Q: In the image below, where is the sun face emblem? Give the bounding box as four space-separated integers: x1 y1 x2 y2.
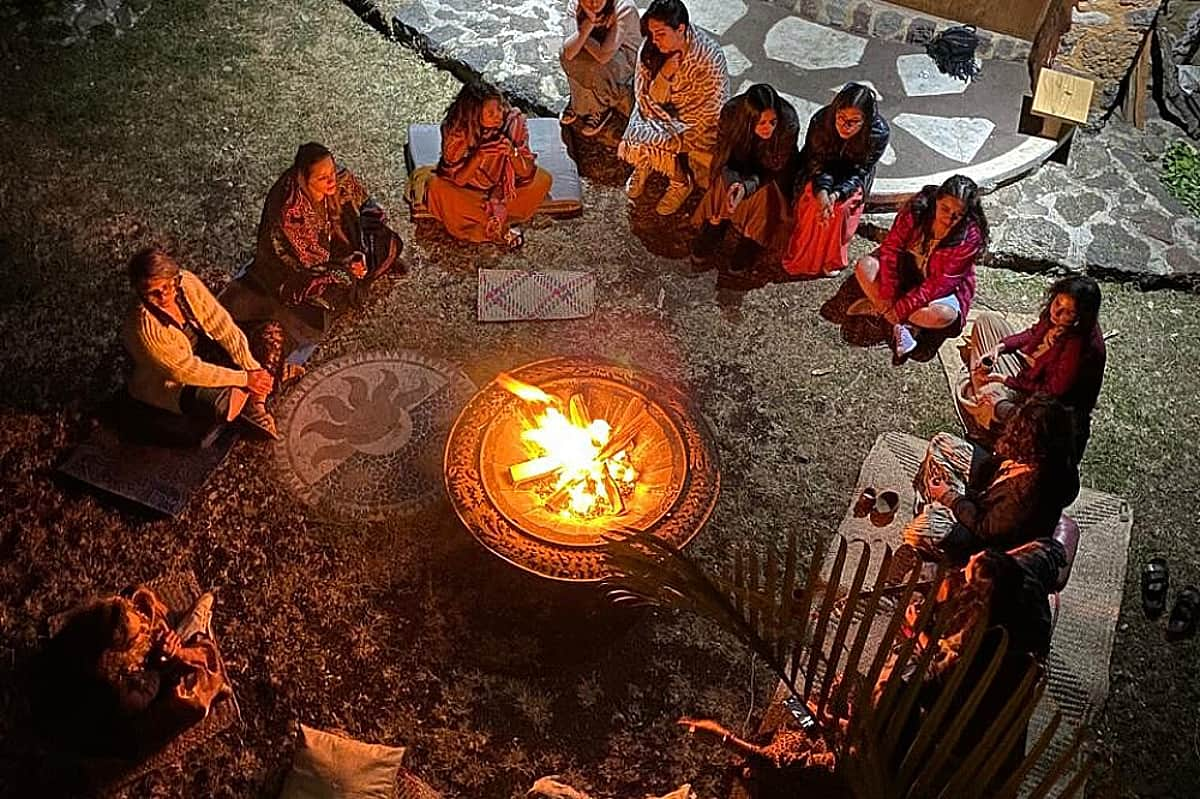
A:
271 350 478 522
298 370 432 470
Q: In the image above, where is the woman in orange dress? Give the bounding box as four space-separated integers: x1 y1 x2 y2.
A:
782 83 889 278
423 81 553 248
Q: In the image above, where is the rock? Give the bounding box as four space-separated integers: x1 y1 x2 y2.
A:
870 10 903 38
1054 191 1108 227
1087 222 1155 274
1164 245 1200 275
1071 10 1112 26
849 3 871 35
995 217 1072 264
1125 8 1157 29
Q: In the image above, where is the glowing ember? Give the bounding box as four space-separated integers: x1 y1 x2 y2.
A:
500 374 641 519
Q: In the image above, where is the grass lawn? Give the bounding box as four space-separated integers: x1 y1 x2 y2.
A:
0 1 1197 796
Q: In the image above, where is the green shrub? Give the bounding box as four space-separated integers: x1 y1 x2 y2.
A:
1161 140 1200 216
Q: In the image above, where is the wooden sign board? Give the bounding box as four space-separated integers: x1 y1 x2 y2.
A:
1030 68 1095 124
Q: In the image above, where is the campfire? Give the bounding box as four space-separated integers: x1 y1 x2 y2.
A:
499 373 644 520
444 358 720 581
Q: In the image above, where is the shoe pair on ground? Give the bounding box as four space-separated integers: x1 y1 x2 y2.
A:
688 219 763 276
560 106 613 139
847 298 918 366
1142 558 1199 642
625 166 694 216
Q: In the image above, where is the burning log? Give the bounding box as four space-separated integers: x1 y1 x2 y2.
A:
568 393 592 428
510 456 562 485
598 402 653 462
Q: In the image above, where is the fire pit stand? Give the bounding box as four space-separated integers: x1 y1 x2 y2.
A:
443 357 720 581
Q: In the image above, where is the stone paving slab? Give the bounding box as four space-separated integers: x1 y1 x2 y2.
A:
382 0 1059 206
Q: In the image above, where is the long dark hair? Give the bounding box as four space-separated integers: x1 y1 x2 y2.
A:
639 0 689 76
441 80 507 150
995 393 1077 467
1041 274 1101 334
814 82 880 168
908 174 989 248
709 84 794 182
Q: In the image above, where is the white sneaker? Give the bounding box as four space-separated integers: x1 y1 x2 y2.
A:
175 591 214 643
625 166 651 199
655 175 693 216
892 324 918 364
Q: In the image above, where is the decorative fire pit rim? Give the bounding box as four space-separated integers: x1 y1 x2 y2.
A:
443 356 721 582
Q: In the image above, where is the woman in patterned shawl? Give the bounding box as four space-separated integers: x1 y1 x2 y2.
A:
690 84 800 275
619 0 729 216
782 83 890 278
250 142 404 314
423 81 553 247
560 0 642 138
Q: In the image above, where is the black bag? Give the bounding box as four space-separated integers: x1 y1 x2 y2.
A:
926 25 982 81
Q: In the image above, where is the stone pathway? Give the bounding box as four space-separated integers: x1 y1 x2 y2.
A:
383 0 1058 204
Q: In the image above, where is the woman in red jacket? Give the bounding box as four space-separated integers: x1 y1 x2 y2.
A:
850 175 987 364
967 275 1106 460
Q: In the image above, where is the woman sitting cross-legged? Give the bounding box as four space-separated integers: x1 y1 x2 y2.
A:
965 274 1106 460
123 247 288 439
781 83 889 279
422 81 553 248
903 394 1080 564
689 83 800 276
850 174 987 365
560 0 642 138
250 142 404 315
619 0 729 216
36 586 226 760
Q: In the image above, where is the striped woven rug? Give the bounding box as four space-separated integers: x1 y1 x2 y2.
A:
477 268 595 323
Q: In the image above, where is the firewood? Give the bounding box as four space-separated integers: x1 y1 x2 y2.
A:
510 456 562 485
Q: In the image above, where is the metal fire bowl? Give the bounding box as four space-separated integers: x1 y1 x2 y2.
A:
443 357 721 582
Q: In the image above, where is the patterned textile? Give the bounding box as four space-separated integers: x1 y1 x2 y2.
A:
477 268 595 322
438 108 541 235
251 164 376 303
619 25 729 174
902 431 975 550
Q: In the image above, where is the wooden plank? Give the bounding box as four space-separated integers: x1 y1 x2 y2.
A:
888 0 1051 40
1122 33 1151 129
1027 0 1075 92
1031 67 1095 124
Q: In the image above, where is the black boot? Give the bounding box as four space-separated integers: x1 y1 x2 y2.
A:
690 220 728 269
728 235 763 275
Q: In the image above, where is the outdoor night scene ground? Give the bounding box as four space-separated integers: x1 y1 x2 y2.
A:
1 1 1199 798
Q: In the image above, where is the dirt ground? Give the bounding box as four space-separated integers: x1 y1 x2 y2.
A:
0 1 1198 797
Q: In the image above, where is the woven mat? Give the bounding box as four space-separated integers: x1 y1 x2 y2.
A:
935 308 1036 436
477 268 595 322
48 571 239 796
831 432 1132 797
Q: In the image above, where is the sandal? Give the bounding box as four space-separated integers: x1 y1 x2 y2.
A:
503 226 525 251
1142 557 1169 619
1166 585 1199 642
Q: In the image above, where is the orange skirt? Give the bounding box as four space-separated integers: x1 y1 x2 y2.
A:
781 185 864 276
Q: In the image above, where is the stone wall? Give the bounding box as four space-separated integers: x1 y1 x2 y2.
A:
11 0 152 44
1056 0 1160 108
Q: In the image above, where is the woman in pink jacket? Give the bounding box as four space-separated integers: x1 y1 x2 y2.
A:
850 175 988 364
